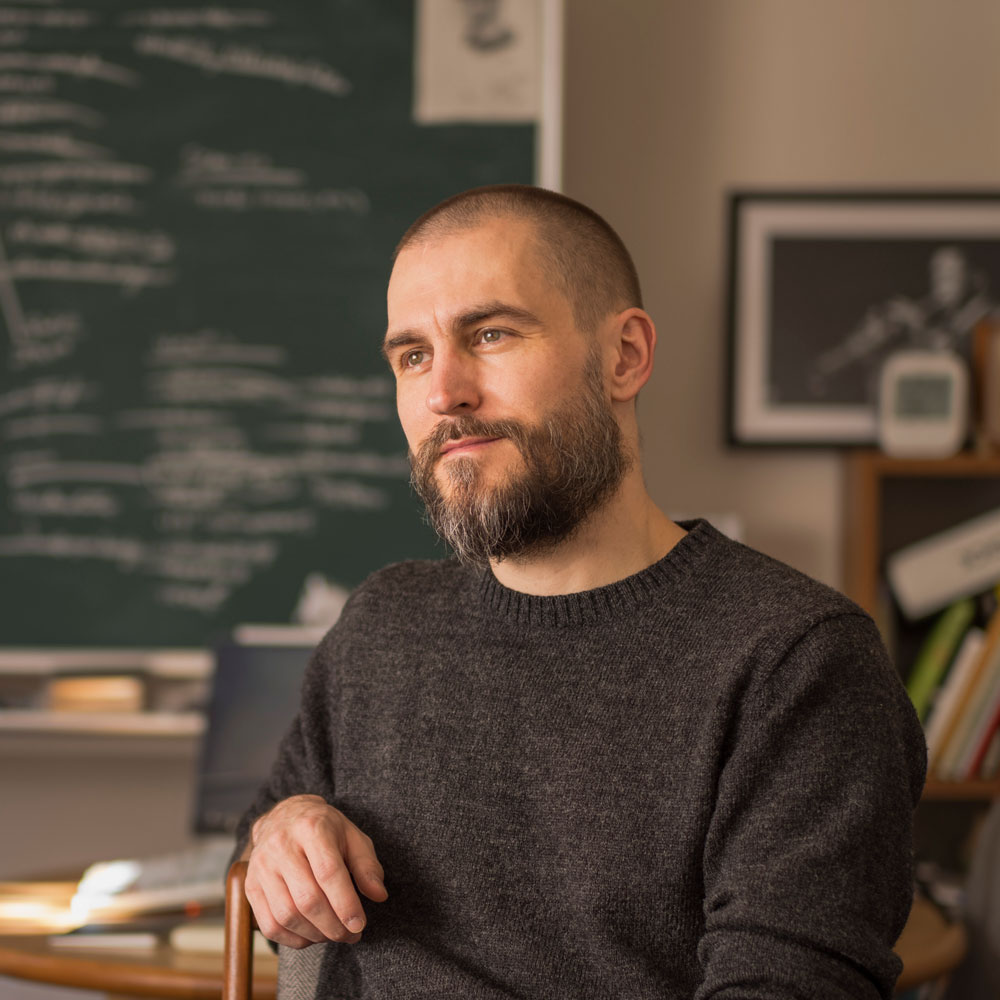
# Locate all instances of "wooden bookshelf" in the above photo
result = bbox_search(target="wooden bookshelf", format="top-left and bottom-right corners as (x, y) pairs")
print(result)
(843, 449), (1000, 817)
(922, 776), (1000, 801)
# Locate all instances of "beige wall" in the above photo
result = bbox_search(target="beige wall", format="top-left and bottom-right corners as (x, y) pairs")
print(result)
(562, 0), (1000, 587)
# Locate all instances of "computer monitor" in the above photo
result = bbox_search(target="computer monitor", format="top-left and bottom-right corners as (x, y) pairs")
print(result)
(192, 637), (316, 835)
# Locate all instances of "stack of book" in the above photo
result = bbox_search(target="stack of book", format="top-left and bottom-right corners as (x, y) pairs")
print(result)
(887, 503), (1000, 782)
(906, 589), (1000, 782)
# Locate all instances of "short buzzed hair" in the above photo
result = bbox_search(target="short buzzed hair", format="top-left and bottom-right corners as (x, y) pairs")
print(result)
(393, 184), (643, 333)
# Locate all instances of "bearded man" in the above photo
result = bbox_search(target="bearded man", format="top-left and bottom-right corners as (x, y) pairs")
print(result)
(235, 185), (926, 999)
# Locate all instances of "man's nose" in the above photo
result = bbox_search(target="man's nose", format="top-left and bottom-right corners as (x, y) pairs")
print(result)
(425, 346), (480, 415)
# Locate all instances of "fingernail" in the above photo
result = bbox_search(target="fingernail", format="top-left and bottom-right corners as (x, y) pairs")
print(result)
(346, 916), (365, 933)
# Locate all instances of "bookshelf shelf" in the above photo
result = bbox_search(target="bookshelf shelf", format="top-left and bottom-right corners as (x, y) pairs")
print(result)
(922, 778), (1000, 801)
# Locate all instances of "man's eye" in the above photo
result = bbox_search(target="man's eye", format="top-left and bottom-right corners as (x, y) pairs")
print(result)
(480, 328), (504, 344)
(402, 350), (427, 368)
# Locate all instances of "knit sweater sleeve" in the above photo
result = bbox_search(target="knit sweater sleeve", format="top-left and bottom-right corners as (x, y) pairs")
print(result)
(696, 612), (927, 999)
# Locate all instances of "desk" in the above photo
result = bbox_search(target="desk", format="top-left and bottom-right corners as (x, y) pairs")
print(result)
(0, 887), (963, 998)
(0, 933), (277, 999)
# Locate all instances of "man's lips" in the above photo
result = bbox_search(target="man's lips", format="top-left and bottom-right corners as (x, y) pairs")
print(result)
(439, 436), (503, 457)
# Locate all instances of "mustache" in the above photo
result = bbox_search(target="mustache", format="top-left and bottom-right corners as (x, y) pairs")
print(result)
(414, 416), (531, 465)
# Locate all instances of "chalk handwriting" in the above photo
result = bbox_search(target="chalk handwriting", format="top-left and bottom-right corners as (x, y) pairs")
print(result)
(8, 256), (174, 290)
(0, 53), (140, 86)
(13, 487), (118, 517)
(0, 10), (95, 29)
(306, 374), (392, 397)
(134, 34), (352, 95)
(0, 377), (92, 416)
(4, 412), (101, 438)
(0, 99), (103, 127)
(0, 75), (57, 93)
(179, 144), (304, 187)
(0, 188), (138, 216)
(8, 220), (175, 262)
(264, 422), (362, 446)
(194, 186), (369, 213)
(9, 459), (143, 488)
(0, 130), (110, 158)
(0, 532), (143, 565)
(116, 408), (228, 429)
(157, 581), (229, 612)
(148, 329), (286, 367)
(0, 160), (150, 184)
(120, 9), (274, 30)
(311, 477), (389, 510)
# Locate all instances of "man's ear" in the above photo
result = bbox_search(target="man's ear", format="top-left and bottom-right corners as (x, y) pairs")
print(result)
(607, 308), (656, 403)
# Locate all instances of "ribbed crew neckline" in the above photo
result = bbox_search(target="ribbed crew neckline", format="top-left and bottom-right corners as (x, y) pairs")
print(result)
(478, 517), (720, 627)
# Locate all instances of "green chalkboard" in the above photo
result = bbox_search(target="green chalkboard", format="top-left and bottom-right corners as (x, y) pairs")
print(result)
(0, 1), (536, 647)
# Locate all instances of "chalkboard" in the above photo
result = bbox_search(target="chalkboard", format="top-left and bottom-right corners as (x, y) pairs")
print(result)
(0, 1), (539, 648)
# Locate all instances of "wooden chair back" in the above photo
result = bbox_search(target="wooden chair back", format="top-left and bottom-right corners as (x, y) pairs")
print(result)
(224, 860), (255, 1000)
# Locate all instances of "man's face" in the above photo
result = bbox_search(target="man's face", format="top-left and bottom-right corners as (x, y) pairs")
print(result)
(384, 218), (630, 563)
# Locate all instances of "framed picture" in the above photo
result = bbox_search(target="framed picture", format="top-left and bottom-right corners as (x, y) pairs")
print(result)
(726, 191), (1000, 446)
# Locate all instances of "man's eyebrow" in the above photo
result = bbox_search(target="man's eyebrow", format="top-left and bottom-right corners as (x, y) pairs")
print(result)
(381, 302), (543, 360)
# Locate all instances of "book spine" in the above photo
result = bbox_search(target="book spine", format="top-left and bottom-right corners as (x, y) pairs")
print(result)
(906, 597), (976, 721)
(932, 608), (1000, 778)
(924, 627), (987, 765)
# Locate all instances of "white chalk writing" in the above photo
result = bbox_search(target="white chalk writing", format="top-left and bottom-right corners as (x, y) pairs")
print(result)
(0, 188), (138, 216)
(0, 377), (92, 416)
(0, 161), (150, 184)
(4, 412), (101, 438)
(0, 53), (140, 86)
(0, 99), (103, 127)
(134, 34), (352, 95)
(120, 8), (274, 30)
(13, 487), (118, 517)
(8, 257), (174, 290)
(0, 130), (110, 158)
(8, 220), (175, 262)
(148, 329), (286, 366)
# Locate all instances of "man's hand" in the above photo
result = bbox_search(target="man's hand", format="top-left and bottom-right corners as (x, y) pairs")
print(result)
(245, 794), (388, 949)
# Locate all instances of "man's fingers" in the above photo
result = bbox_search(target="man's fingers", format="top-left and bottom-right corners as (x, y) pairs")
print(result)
(245, 872), (324, 949)
(304, 842), (374, 934)
(343, 835), (389, 902)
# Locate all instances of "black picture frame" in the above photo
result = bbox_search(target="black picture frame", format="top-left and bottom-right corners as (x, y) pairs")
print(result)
(725, 190), (1000, 446)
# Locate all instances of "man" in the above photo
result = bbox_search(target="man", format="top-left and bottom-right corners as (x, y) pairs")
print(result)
(236, 185), (926, 998)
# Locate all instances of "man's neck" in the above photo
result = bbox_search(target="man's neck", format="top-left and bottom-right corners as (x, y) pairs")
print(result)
(487, 474), (687, 597)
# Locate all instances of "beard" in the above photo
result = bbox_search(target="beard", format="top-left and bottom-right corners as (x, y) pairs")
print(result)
(409, 351), (632, 566)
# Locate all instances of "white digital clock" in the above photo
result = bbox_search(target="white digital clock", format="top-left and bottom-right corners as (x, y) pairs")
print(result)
(877, 350), (969, 458)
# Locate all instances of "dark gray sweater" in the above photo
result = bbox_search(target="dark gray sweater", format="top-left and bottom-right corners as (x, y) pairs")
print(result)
(235, 518), (927, 999)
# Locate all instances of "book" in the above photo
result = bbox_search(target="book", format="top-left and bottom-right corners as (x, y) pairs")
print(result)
(931, 608), (1000, 778)
(981, 728), (1000, 779)
(924, 627), (987, 770)
(951, 648), (1000, 780)
(169, 919), (273, 955)
(906, 597), (976, 721)
(886, 506), (1000, 620)
(962, 643), (1000, 779)
(46, 674), (145, 713)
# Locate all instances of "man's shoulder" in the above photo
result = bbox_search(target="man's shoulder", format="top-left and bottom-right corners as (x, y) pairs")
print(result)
(680, 519), (871, 640)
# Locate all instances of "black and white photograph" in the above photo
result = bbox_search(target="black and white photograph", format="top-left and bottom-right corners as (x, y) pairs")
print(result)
(727, 192), (1000, 445)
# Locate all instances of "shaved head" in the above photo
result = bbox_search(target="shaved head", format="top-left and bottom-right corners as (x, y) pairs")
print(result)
(394, 184), (642, 333)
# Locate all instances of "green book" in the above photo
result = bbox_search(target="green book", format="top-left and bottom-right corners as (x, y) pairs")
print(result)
(907, 597), (977, 722)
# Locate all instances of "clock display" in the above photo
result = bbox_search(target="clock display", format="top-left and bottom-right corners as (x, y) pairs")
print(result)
(895, 375), (953, 418)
